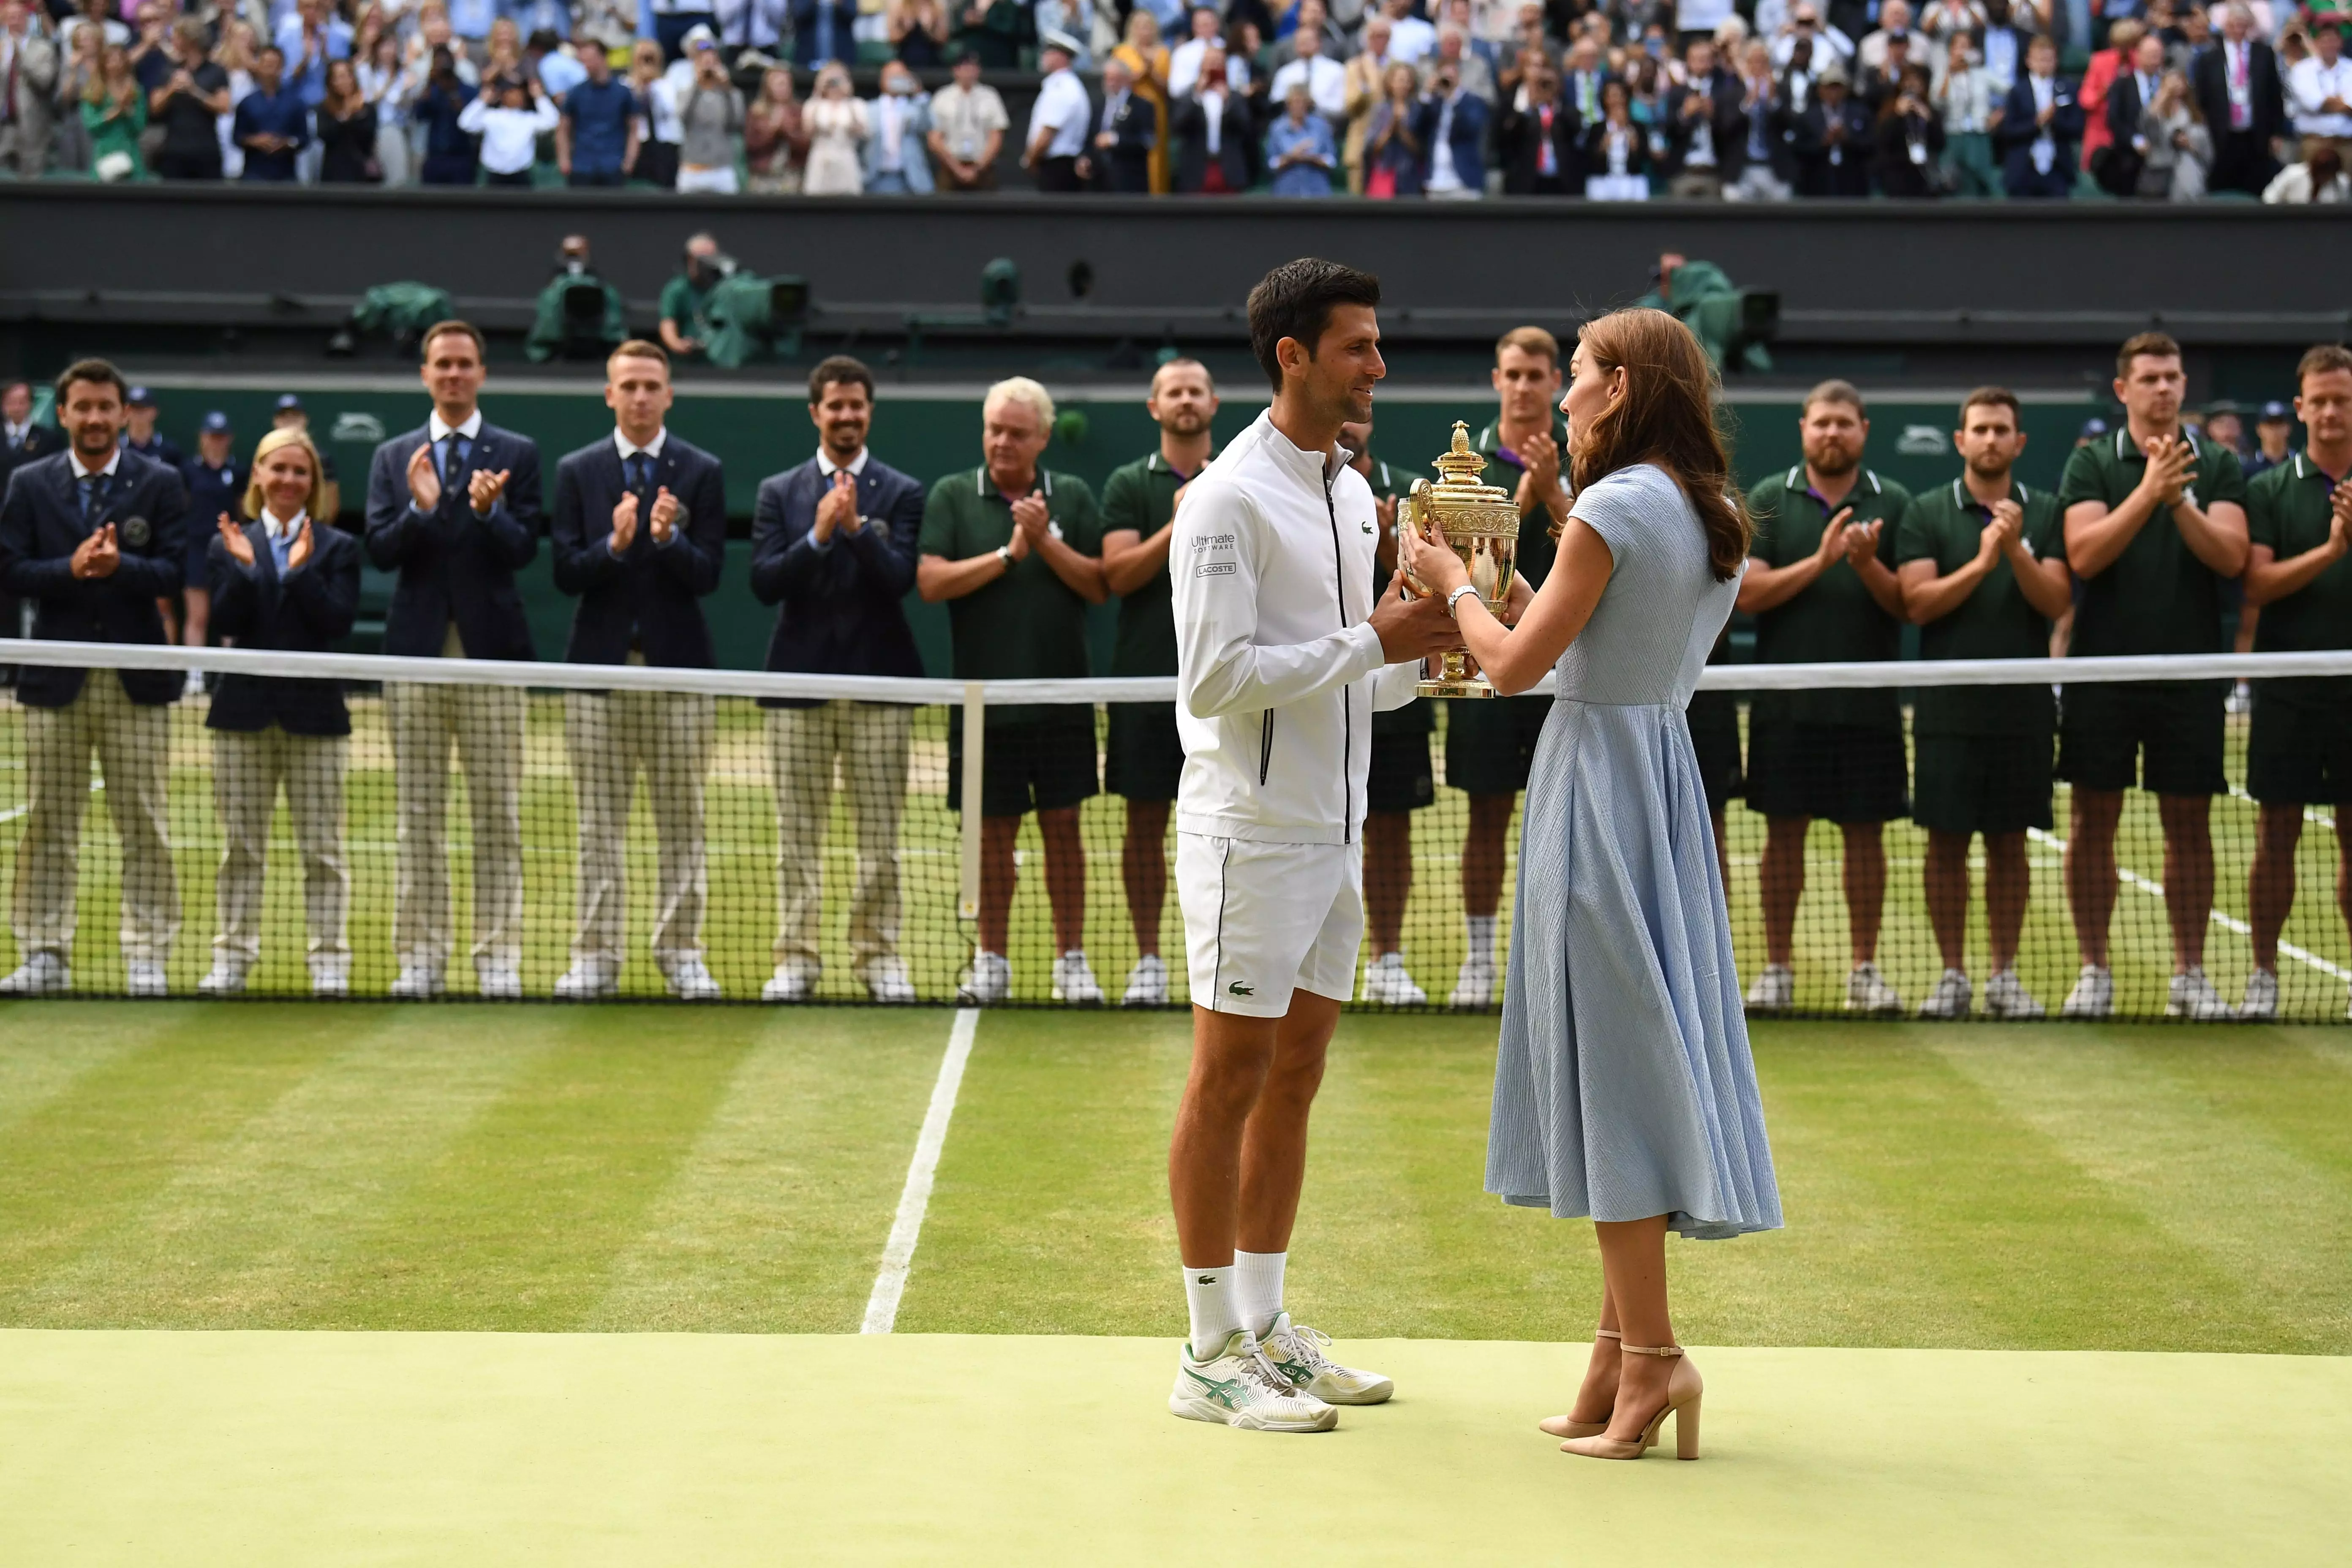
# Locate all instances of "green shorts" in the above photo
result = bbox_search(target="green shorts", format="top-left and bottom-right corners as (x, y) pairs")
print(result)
(1104, 702), (1185, 803)
(1444, 694), (1550, 797)
(2246, 687), (2352, 807)
(1685, 691), (1743, 817)
(947, 710), (1100, 818)
(2056, 680), (2225, 798)
(1910, 732), (2055, 836)
(1744, 716), (1908, 825)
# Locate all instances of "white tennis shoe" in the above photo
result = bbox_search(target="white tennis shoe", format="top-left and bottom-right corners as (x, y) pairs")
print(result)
(1360, 952), (1426, 1007)
(2166, 966), (2236, 1021)
(0, 953), (70, 995)
(1259, 1312), (1394, 1406)
(1982, 969), (2047, 1019)
(957, 951), (1010, 1006)
(1121, 954), (1168, 1007)
(1052, 950), (1104, 1005)
(1168, 1329), (1338, 1433)
(1744, 963), (1793, 1012)
(1448, 953), (1497, 1009)
(1917, 968), (1971, 1018)
(1845, 961), (1903, 1014)
(2061, 964), (2113, 1018)
(860, 956), (916, 1004)
(2240, 968), (2278, 1021)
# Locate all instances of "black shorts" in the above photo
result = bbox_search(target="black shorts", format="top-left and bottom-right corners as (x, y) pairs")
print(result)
(2056, 680), (2226, 798)
(1911, 732), (2054, 836)
(1104, 702), (1184, 803)
(1745, 717), (1909, 824)
(1686, 691), (1744, 818)
(947, 711), (1100, 818)
(1367, 727), (1435, 814)
(2246, 689), (2352, 807)
(1445, 694), (1551, 797)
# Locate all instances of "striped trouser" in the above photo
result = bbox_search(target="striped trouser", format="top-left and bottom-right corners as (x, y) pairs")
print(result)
(11, 671), (179, 964)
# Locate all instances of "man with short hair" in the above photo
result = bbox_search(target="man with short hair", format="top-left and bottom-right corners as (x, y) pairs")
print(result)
(557, 37), (637, 185)
(119, 387), (182, 471)
(1164, 258), (1459, 1432)
(1172, 42), (1253, 193)
(2292, 17), (2352, 167)
(1382, 0), (1437, 65)
(927, 46), (1008, 191)
(1996, 33), (2081, 199)
(2238, 344), (2352, 1020)
(2194, 3), (2285, 196)
(2055, 331), (2249, 1019)
(548, 340), (727, 1002)
(751, 355), (928, 1004)
(916, 377), (1107, 1004)
(0, 0), (62, 182)
(364, 321), (544, 999)
(2249, 398), (2295, 478)
(1894, 388), (2073, 1019)
(1737, 380), (1912, 1014)
(1023, 30), (1091, 191)
(1270, 20), (1347, 118)
(1100, 358), (1219, 1008)
(659, 232), (726, 360)
(1665, 36), (1742, 196)
(1, 380), (65, 487)
(0, 359), (187, 996)
(149, 16), (231, 181)
(233, 46), (308, 182)
(1090, 54), (1155, 192)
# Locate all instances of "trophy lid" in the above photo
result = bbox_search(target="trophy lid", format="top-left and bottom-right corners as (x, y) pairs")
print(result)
(1431, 421), (1512, 501)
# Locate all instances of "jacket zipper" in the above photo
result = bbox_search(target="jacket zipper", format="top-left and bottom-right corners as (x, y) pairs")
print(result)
(1259, 710), (1275, 786)
(1322, 468), (1351, 844)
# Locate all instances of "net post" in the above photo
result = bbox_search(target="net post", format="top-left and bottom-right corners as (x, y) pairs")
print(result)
(958, 681), (984, 923)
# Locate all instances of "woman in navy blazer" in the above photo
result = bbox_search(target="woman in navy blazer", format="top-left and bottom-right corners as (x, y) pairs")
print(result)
(201, 428), (362, 998)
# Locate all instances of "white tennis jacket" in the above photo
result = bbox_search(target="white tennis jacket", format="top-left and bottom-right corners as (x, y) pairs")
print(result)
(1172, 410), (1421, 846)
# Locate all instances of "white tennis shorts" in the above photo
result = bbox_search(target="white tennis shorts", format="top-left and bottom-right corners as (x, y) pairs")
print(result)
(1176, 833), (1363, 1018)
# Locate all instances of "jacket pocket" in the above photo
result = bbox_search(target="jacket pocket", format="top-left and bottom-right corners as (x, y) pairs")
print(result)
(1258, 709), (1275, 787)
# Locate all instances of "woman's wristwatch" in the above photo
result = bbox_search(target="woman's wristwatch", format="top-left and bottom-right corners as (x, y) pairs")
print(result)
(1445, 584), (1481, 619)
(995, 544), (1015, 569)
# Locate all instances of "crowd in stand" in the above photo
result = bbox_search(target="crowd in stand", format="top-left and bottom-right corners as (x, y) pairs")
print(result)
(3, 312), (2348, 1016)
(0, 0), (2343, 197)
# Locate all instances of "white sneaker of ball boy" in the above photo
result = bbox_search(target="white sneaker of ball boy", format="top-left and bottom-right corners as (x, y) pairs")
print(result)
(1162, 259), (1463, 1432)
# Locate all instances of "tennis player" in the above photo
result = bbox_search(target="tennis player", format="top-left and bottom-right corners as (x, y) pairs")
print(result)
(1163, 259), (1464, 1432)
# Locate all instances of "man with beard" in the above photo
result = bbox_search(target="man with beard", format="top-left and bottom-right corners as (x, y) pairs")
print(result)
(1893, 388), (2072, 1020)
(1737, 380), (1912, 1014)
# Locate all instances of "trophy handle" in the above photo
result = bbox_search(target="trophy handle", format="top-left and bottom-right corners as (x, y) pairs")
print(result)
(1399, 479), (1432, 598)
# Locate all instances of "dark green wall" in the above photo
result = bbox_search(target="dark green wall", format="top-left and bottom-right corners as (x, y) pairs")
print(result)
(142, 382), (2093, 677)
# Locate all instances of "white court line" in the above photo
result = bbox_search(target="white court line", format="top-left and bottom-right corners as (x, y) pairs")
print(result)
(2225, 784), (2338, 833)
(862, 1007), (980, 1334)
(2026, 826), (2352, 985)
(0, 777), (105, 826)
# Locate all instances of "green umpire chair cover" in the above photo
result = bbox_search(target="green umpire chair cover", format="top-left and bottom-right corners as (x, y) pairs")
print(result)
(350, 282), (457, 348)
(525, 274), (629, 363)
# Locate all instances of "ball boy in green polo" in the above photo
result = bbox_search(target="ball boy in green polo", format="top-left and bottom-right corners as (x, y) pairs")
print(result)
(1893, 388), (2074, 1020)
(1099, 359), (1219, 1007)
(1736, 380), (1912, 1014)
(916, 377), (1107, 1006)
(2055, 332), (2249, 1021)
(2240, 344), (2352, 1021)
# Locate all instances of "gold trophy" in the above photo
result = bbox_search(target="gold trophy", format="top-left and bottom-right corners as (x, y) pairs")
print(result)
(1400, 421), (1521, 699)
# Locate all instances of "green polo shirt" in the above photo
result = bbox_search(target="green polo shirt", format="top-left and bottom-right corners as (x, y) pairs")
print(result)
(1473, 419), (1571, 591)
(1745, 464), (1911, 729)
(2055, 425), (2249, 657)
(918, 466), (1102, 727)
(659, 273), (717, 344)
(1893, 476), (2066, 737)
(2247, 451), (2352, 708)
(1099, 450), (1200, 680)
(1356, 451), (1432, 740)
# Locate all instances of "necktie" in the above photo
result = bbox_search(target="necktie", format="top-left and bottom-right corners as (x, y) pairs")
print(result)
(79, 472), (107, 521)
(443, 433), (469, 496)
(626, 453), (650, 497)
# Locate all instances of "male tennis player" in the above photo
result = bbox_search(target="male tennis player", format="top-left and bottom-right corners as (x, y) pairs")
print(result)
(1164, 259), (1465, 1432)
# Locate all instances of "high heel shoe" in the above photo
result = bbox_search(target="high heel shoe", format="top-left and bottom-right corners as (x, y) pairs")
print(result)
(1560, 1344), (1701, 1461)
(1538, 1329), (1641, 1441)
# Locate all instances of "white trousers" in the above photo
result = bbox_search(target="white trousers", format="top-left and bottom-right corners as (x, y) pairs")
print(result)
(768, 701), (910, 969)
(210, 727), (348, 962)
(564, 688), (714, 969)
(11, 672), (178, 964)
(387, 681), (525, 972)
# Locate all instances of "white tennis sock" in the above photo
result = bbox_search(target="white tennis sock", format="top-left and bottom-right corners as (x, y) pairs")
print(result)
(1183, 1264), (1241, 1358)
(1234, 1249), (1288, 1338)
(1465, 915), (1497, 964)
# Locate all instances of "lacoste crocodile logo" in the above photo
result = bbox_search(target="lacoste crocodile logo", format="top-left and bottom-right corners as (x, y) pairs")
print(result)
(1229, 981), (1255, 996)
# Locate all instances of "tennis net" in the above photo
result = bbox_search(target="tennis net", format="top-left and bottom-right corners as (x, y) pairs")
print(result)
(1, 638), (2347, 1021)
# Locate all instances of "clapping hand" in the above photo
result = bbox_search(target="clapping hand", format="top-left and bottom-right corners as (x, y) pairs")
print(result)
(1811, 504), (1855, 568)
(1842, 516), (1884, 569)
(648, 486), (681, 544)
(405, 443), (442, 512)
(1979, 497), (2023, 561)
(813, 470), (858, 542)
(217, 512), (255, 566)
(1515, 430), (1563, 507)
(71, 522), (121, 580)
(2141, 434), (2197, 506)
(287, 516), (313, 571)
(609, 490), (639, 553)
(1010, 489), (1051, 551)
(2330, 478), (2352, 554)
(467, 467), (510, 517)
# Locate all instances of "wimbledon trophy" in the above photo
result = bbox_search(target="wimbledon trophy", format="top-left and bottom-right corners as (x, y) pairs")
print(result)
(1400, 421), (1522, 699)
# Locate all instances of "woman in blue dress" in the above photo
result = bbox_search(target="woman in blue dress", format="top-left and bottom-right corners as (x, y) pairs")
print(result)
(1399, 307), (1781, 1462)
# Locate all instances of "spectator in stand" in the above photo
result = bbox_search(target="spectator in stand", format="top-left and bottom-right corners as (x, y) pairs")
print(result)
(1894, 388), (2072, 1020)
(1173, 41), (1253, 191)
(2137, 67), (2210, 197)
(915, 377), (1108, 1007)
(661, 232), (724, 359)
(1916, 0), (1986, 52)
(1099, 359), (1218, 1007)
(2291, 16), (2352, 166)
(1857, 24), (1919, 110)
(2100, 30), (2165, 194)
(1791, 57), (1870, 192)
(1560, 33), (1607, 126)
(1936, 33), (2002, 195)
(862, 59), (931, 192)
(1091, 54), (1156, 191)
(1773, 4), (1855, 68)
(276, 0), (351, 114)
(149, 18), (229, 180)
(627, 36), (682, 187)
(1736, 380), (1913, 1015)
(2262, 139), (2350, 199)
(1729, 36), (1795, 197)
(2055, 332), (2249, 1019)
(557, 35), (635, 185)
(1429, 23), (1497, 105)
(1873, 60), (1944, 192)
(1110, 8), (1174, 192)
(1582, 74), (1651, 196)
(953, 0), (1032, 70)
(459, 73), (558, 186)
(1266, 77), (1337, 191)
(0, 0), (60, 180)
(413, 46), (480, 185)
(2240, 345), (2352, 1019)
(750, 355), (927, 1004)
(528, 29), (586, 102)
(1665, 36), (1740, 195)
(1341, 13), (1397, 191)
(82, 41), (144, 180)
(1270, 18), (1346, 117)
(790, 0), (858, 68)
(745, 63), (807, 192)
(674, 33), (744, 193)
(1169, 4), (1223, 95)
(2249, 400), (2294, 477)
(1856, 0), (1912, 74)
(316, 57), (381, 181)
(926, 46), (1005, 191)
(210, 24), (262, 178)
(1382, 0), (1437, 65)
(1414, 53), (1487, 196)
(2079, 17), (2140, 188)
(1023, 30), (1089, 190)
(797, 59), (863, 192)
(357, 31), (415, 185)
(1997, 33), (2080, 197)
(1361, 61), (1424, 194)
(172, 411), (238, 654)
(198, 427), (362, 999)
(2195, 3), (2284, 197)
(645, 0), (716, 61)
(1498, 56), (1581, 193)
(890, 0), (950, 67)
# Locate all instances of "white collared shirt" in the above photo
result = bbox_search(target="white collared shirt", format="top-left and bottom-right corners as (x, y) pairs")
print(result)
(817, 446), (870, 478)
(615, 427), (668, 462)
(428, 408), (484, 443)
(3, 422), (26, 447)
(2291, 54), (2352, 139)
(68, 447), (124, 482)
(258, 506), (306, 572)
(1270, 53), (1348, 117)
(1029, 65), (1090, 158)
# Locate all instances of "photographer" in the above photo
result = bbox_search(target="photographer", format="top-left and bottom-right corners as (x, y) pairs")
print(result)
(659, 232), (732, 361)
(527, 234), (628, 364)
(1411, 55), (1487, 199)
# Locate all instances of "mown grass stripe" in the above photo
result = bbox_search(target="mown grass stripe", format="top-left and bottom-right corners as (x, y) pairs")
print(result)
(0, 1002), (188, 1138)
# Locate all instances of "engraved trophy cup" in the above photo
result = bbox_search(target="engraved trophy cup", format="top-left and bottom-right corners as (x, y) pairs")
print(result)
(1400, 421), (1521, 699)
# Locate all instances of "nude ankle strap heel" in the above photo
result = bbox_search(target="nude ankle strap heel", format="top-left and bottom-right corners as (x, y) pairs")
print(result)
(1538, 1330), (1631, 1440)
(1560, 1345), (1702, 1461)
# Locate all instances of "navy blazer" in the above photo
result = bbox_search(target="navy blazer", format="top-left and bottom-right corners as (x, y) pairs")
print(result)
(0, 448), (187, 708)
(1997, 75), (2083, 196)
(550, 433), (727, 667)
(1411, 93), (1489, 192)
(362, 419), (542, 662)
(748, 454), (925, 708)
(206, 518), (363, 737)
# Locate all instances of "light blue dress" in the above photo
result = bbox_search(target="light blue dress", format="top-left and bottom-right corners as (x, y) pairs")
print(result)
(1486, 463), (1783, 1241)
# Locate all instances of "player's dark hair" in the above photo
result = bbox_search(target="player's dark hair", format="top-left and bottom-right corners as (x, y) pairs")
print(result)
(1247, 259), (1381, 392)
(808, 354), (875, 406)
(2117, 330), (2182, 378)
(1959, 385), (2021, 426)
(2295, 343), (2352, 387)
(54, 358), (128, 405)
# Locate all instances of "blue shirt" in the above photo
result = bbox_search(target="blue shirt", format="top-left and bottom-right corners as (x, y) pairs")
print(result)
(1264, 114), (1336, 196)
(563, 74), (636, 172)
(447, 0), (496, 38)
(233, 85), (309, 180)
(536, 49), (588, 99)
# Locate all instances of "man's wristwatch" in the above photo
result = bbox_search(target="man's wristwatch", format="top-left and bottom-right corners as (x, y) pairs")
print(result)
(1446, 585), (1480, 619)
(995, 544), (1015, 569)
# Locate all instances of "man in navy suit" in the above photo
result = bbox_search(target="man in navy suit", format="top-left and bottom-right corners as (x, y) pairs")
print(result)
(548, 340), (727, 1002)
(749, 354), (926, 1004)
(1998, 34), (2082, 199)
(0, 359), (187, 996)
(363, 320), (542, 1000)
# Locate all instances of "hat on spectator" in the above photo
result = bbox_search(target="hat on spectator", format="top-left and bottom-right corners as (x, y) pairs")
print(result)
(200, 411), (231, 433)
(1815, 58), (1849, 85)
(275, 393), (305, 412)
(1040, 28), (1084, 59)
(126, 385), (154, 407)
(2258, 400), (2292, 423)
(2077, 416), (2109, 440)
(681, 22), (717, 50)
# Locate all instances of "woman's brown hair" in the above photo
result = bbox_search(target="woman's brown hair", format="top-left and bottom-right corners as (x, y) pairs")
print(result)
(1561, 306), (1752, 583)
